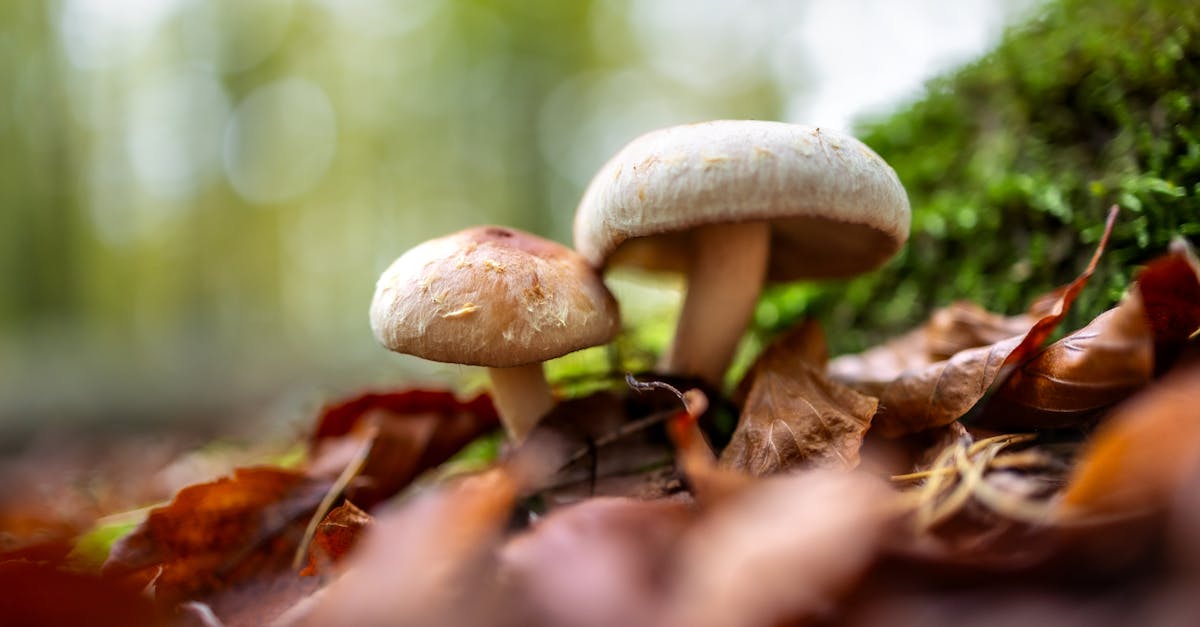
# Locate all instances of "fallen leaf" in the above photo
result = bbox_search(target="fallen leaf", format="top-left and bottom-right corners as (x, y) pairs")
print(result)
(973, 244), (1200, 430)
(974, 291), (1153, 429)
(499, 497), (694, 627)
(312, 389), (497, 443)
(525, 390), (675, 507)
(721, 323), (878, 475)
(829, 301), (1037, 389)
(202, 571), (323, 627)
(298, 466), (520, 627)
(1059, 360), (1200, 518)
(299, 501), (372, 576)
(1136, 239), (1200, 372)
(865, 207), (1119, 437)
(664, 470), (896, 627)
(103, 467), (330, 604)
(658, 385), (754, 504)
(308, 389), (500, 508)
(0, 560), (164, 627)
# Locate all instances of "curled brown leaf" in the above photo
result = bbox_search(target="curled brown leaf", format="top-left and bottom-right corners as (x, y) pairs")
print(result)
(722, 322), (878, 475)
(974, 243), (1200, 430)
(829, 301), (1037, 391)
(976, 292), (1153, 429)
(866, 206), (1118, 437)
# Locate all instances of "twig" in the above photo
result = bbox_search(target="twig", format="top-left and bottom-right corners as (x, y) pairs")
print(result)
(292, 426), (376, 571)
(559, 408), (677, 470)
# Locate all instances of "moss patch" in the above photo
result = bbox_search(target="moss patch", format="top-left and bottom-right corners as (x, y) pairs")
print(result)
(762, 0), (1200, 352)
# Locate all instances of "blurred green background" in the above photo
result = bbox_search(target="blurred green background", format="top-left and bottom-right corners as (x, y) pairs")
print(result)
(9, 0), (1149, 441)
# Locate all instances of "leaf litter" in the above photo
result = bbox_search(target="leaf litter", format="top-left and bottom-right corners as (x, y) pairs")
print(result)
(6, 210), (1200, 626)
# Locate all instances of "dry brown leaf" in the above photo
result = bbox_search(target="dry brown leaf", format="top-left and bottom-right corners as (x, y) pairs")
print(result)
(299, 501), (372, 576)
(500, 497), (694, 627)
(974, 244), (1200, 430)
(525, 390), (680, 507)
(1058, 360), (1200, 518)
(867, 207), (1118, 437)
(298, 466), (520, 627)
(829, 301), (1037, 390)
(103, 467), (330, 604)
(307, 389), (499, 509)
(664, 470), (896, 627)
(976, 292), (1153, 429)
(721, 323), (878, 475)
(0, 560), (165, 627)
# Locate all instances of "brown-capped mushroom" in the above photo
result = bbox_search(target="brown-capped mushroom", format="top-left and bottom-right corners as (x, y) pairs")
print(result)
(574, 120), (910, 385)
(370, 226), (619, 440)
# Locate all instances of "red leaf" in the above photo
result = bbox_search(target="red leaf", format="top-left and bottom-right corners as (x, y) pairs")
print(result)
(0, 561), (164, 627)
(103, 467), (330, 604)
(299, 501), (372, 576)
(311, 389), (497, 443)
(1138, 240), (1200, 371)
(308, 389), (500, 508)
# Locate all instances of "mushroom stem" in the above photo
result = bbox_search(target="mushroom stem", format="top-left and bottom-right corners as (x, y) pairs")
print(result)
(487, 363), (555, 441)
(662, 221), (770, 386)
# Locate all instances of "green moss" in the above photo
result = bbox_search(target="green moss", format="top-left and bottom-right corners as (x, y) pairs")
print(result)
(762, 0), (1200, 352)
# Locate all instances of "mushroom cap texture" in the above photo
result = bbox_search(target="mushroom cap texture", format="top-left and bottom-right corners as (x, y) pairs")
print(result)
(370, 226), (619, 367)
(573, 120), (912, 280)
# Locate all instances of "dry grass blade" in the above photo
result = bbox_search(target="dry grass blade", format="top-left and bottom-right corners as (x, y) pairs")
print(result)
(907, 433), (1038, 530)
(293, 426), (376, 570)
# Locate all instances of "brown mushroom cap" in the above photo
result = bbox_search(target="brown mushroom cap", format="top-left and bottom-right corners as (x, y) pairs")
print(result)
(370, 226), (619, 367)
(573, 120), (911, 280)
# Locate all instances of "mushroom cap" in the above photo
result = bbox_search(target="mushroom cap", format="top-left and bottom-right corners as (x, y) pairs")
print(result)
(573, 120), (911, 280)
(370, 226), (619, 368)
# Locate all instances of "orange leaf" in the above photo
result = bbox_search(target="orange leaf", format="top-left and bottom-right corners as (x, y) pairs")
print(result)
(299, 501), (372, 576)
(103, 467), (329, 604)
(1059, 360), (1200, 518)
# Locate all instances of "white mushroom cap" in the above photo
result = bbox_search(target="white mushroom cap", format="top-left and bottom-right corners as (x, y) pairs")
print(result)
(370, 226), (619, 368)
(572, 120), (911, 386)
(573, 120), (910, 280)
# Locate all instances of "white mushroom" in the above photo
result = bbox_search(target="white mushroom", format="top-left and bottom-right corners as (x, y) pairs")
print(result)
(574, 120), (911, 385)
(370, 226), (620, 440)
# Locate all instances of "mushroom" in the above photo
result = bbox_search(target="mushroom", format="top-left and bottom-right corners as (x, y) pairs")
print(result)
(574, 120), (910, 385)
(370, 225), (619, 440)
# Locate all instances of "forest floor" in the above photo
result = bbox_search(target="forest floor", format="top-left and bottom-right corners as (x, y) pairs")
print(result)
(4, 209), (1200, 627)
